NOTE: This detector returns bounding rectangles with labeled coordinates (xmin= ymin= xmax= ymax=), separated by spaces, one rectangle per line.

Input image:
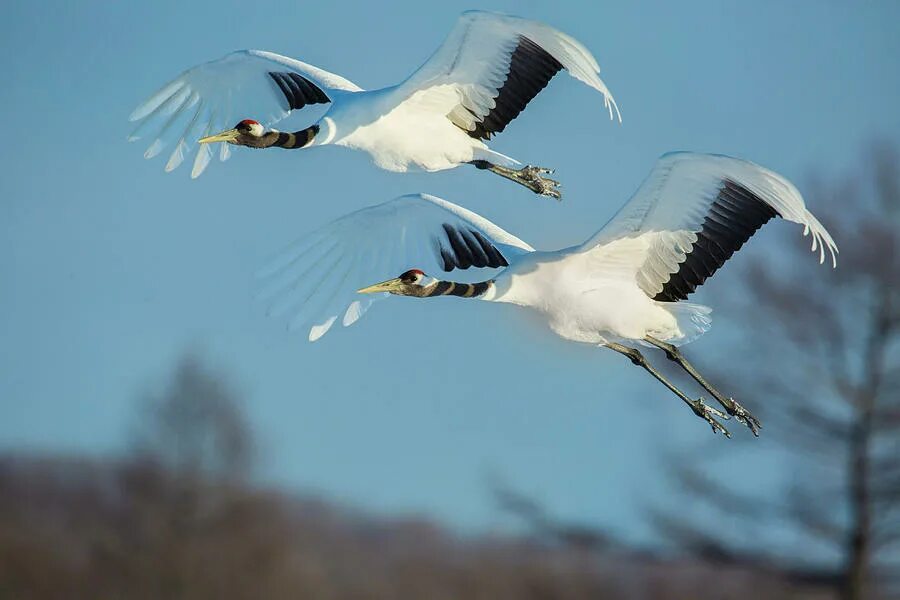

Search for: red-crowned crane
xmin=129 ymin=11 xmax=620 ymax=199
xmin=258 ymin=153 xmax=837 ymax=437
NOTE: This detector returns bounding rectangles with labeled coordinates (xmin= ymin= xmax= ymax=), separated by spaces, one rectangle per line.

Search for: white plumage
xmin=128 ymin=50 xmax=363 ymax=178
xmin=256 ymin=192 xmax=534 ymax=342
xmin=128 ymin=11 xmax=619 ymax=196
xmin=260 ymin=153 xmax=836 ymax=345
xmin=258 ymin=153 xmax=838 ymax=435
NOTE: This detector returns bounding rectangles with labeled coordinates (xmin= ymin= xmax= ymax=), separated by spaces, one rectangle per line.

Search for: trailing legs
xmin=605 ymin=342 xmax=731 ymax=437
xmin=469 ymin=160 xmax=561 ymax=200
xmin=644 ymin=336 xmax=761 ymax=436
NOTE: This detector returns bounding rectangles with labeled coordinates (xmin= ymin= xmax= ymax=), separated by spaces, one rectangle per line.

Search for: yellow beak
xmin=198 ymin=128 xmax=240 ymax=144
xmin=357 ymin=277 xmax=404 ymax=294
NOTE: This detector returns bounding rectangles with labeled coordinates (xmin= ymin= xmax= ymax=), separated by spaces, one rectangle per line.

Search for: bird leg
xmin=469 ymin=161 xmax=561 ymax=200
xmin=644 ymin=336 xmax=761 ymax=436
xmin=605 ymin=342 xmax=731 ymax=437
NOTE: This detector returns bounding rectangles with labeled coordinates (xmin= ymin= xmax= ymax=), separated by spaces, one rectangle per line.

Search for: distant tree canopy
xmin=0 ymin=352 xmax=849 ymax=599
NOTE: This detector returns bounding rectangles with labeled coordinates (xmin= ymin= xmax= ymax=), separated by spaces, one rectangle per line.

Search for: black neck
xmin=264 ymin=124 xmax=319 ymax=149
xmin=424 ymin=280 xmax=493 ymax=298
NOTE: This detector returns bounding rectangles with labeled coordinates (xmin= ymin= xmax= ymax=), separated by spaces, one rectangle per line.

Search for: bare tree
xmin=488 ymin=474 xmax=615 ymax=552
xmin=651 ymin=144 xmax=900 ymax=600
xmin=133 ymin=352 xmax=254 ymax=480
xmin=5 ymin=353 xmax=861 ymax=598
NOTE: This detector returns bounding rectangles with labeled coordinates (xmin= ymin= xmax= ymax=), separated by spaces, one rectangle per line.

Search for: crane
xmin=128 ymin=11 xmax=619 ymax=199
xmin=256 ymin=153 xmax=837 ymax=437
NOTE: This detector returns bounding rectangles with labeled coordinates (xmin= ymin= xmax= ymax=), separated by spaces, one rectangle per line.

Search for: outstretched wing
xmin=577 ymin=152 xmax=838 ymax=301
xmin=396 ymin=10 xmax=619 ymax=140
xmin=128 ymin=50 xmax=362 ymax=178
xmin=258 ymin=193 xmax=534 ymax=342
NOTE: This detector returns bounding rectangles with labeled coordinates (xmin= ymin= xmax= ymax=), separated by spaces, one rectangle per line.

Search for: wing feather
xmin=257 ymin=193 xmax=534 ymax=341
xmin=396 ymin=11 xmax=619 ymax=139
xmin=129 ymin=50 xmax=362 ymax=178
xmin=577 ymin=152 xmax=838 ymax=301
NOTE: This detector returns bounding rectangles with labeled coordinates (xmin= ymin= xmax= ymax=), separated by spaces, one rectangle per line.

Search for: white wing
xmin=128 ymin=50 xmax=362 ymax=178
xmin=395 ymin=11 xmax=619 ymax=140
xmin=577 ymin=152 xmax=838 ymax=301
xmin=258 ymin=193 xmax=534 ymax=342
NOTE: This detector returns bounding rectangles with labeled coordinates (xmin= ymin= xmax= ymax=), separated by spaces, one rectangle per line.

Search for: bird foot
xmin=688 ymin=398 xmax=732 ymax=438
xmin=723 ymin=398 xmax=761 ymax=437
xmin=519 ymin=165 xmax=562 ymax=200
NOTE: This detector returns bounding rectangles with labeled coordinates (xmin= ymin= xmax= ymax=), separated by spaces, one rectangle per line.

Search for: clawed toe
xmin=642 ymin=336 xmax=760 ymax=438
xmin=520 ymin=166 xmax=562 ymax=200
xmin=524 ymin=165 xmax=555 ymax=178
xmin=486 ymin=163 xmax=563 ymax=199
xmin=726 ymin=398 xmax=762 ymax=436
xmin=535 ymin=181 xmax=562 ymax=200
xmin=690 ymin=398 xmax=732 ymax=438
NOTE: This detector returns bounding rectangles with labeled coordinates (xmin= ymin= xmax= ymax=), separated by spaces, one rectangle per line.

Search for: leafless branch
xmin=652 ymin=144 xmax=900 ymax=598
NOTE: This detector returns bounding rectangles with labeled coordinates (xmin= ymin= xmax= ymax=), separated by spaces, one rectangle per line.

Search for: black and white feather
xmin=268 ymin=71 xmax=332 ymax=110
xmin=128 ymin=50 xmax=361 ymax=178
xmin=398 ymin=11 xmax=620 ymax=139
xmin=466 ymin=36 xmax=563 ymax=140
xmin=579 ymin=152 xmax=838 ymax=302
xmin=256 ymin=193 xmax=534 ymax=341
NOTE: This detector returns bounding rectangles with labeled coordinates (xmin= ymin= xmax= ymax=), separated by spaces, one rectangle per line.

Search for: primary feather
xmin=256 ymin=193 xmax=533 ymax=341
xmin=578 ymin=152 xmax=838 ymax=302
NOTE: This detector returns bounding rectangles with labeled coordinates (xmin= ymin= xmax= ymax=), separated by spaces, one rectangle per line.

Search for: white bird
xmin=128 ymin=11 xmax=619 ymax=198
xmin=258 ymin=153 xmax=838 ymax=437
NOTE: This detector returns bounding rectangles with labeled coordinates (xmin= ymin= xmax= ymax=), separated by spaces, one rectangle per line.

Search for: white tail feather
xmin=663 ymin=302 xmax=713 ymax=347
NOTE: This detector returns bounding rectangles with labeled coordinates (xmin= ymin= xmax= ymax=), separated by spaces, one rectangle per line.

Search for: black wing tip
xmin=437 ymin=224 xmax=509 ymax=272
xmin=268 ymin=71 xmax=330 ymax=111
xmin=466 ymin=35 xmax=564 ymax=141
xmin=653 ymin=179 xmax=777 ymax=302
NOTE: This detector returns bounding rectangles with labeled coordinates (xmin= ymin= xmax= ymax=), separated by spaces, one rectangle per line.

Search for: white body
xmin=487 ymin=247 xmax=695 ymax=345
xmin=256 ymin=153 xmax=837 ymax=343
xmin=129 ymin=11 xmax=619 ymax=178
xmin=317 ymin=87 xmax=502 ymax=173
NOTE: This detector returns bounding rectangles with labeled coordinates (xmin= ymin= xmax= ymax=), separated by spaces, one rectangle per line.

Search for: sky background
xmin=3 ymin=0 xmax=900 ymax=545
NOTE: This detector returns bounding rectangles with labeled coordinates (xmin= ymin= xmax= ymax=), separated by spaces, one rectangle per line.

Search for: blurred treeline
xmin=2 ymin=146 xmax=898 ymax=599
xmin=0 ymin=356 xmax=840 ymax=600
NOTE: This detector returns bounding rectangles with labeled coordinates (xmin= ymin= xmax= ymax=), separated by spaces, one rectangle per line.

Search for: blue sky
xmin=3 ymin=0 xmax=900 ymax=544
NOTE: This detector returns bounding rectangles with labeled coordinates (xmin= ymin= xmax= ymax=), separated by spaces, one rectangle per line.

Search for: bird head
xmin=357 ymin=269 xmax=429 ymax=297
xmin=199 ymin=119 xmax=266 ymax=147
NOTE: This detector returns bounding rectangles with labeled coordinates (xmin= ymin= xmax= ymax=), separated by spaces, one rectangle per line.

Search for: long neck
xmin=260 ymin=124 xmax=320 ymax=149
xmin=419 ymin=279 xmax=494 ymax=298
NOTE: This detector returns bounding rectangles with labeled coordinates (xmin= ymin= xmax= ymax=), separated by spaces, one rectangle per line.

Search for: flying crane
xmin=128 ymin=11 xmax=619 ymax=199
xmin=257 ymin=153 xmax=838 ymax=436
